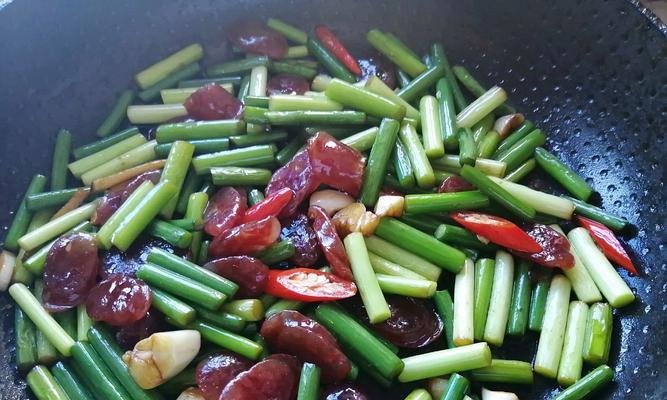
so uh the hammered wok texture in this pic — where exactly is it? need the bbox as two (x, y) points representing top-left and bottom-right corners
(0, 0), (665, 398)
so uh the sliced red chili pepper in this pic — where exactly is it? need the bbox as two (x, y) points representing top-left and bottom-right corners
(576, 215), (638, 275)
(450, 211), (542, 253)
(315, 26), (362, 76)
(265, 268), (357, 302)
(242, 188), (294, 224)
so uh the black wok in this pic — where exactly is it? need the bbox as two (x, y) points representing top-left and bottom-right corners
(1, 0), (665, 398)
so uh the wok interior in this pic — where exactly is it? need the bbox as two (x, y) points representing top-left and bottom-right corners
(0, 0), (665, 398)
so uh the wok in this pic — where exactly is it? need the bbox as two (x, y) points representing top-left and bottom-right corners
(0, 0), (665, 398)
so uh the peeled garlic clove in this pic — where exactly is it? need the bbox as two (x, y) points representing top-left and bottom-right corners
(310, 189), (355, 216)
(332, 202), (380, 237)
(332, 203), (366, 237)
(374, 196), (404, 217)
(356, 210), (380, 236)
(152, 330), (200, 380)
(123, 330), (200, 389)
(494, 113), (525, 138)
(122, 348), (163, 389)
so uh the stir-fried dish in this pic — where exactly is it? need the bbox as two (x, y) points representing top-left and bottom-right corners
(1, 17), (640, 400)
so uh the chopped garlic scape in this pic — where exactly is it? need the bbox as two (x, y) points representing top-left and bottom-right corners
(123, 330), (200, 389)
(0, 250), (17, 291)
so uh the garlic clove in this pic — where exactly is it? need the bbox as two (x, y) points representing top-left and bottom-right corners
(152, 330), (200, 380)
(309, 189), (355, 216)
(123, 330), (200, 389)
(494, 113), (525, 138)
(356, 210), (380, 236)
(122, 348), (163, 389)
(374, 196), (405, 217)
(332, 203), (380, 237)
